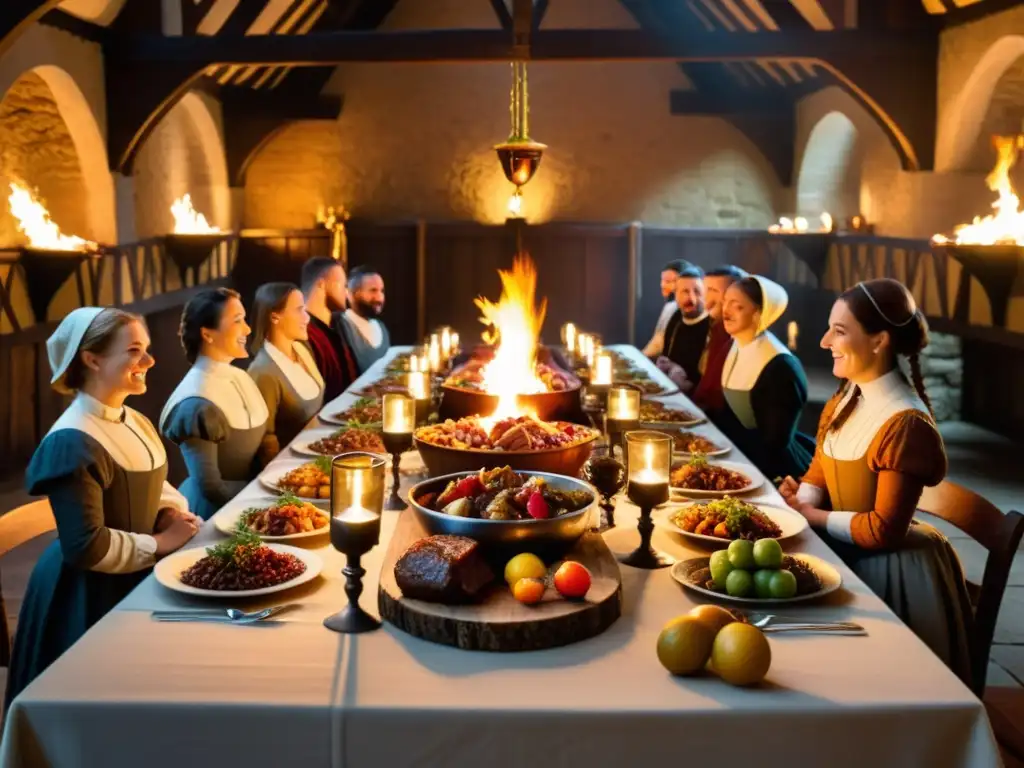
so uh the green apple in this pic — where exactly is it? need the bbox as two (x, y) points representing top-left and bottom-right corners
(727, 539), (755, 570)
(753, 569), (775, 599)
(753, 538), (783, 569)
(725, 569), (754, 598)
(709, 550), (734, 588)
(769, 569), (798, 599)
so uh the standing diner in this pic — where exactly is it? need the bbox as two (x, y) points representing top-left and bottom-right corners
(0, 2), (1021, 767)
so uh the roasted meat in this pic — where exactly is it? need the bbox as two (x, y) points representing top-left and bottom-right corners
(394, 535), (495, 604)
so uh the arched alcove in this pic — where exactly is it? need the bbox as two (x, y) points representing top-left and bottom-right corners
(796, 111), (860, 220)
(132, 91), (231, 236)
(0, 69), (97, 245)
(936, 35), (1024, 173)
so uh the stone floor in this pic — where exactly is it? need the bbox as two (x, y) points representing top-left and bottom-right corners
(0, 421), (1022, 758)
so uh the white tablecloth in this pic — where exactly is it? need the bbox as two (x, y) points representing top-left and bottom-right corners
(1, 346), (1001, 768)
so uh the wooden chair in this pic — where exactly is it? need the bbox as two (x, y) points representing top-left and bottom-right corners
(0, 500), (57, 668)
(917, 481), (1024, 696)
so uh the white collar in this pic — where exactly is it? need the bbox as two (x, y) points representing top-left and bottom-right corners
(344, 309), (383, 347)
(195, 355), (235, 377)
(856, 368), (908, 404)
(722, 332), (789, 392)
(77, 391), (125, 423)
(160, 355), (269, 431)
(262, 341), (323, 398)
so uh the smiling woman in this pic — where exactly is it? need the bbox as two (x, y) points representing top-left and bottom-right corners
(160, 288), (270, 520)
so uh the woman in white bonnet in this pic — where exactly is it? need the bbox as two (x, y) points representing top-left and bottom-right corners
(6, 307), (200, 708)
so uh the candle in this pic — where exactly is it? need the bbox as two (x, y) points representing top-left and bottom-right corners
(427, 335), (441, 373)
(626, 431), (671, 509)
(787, 321), (799, 351)
(440, 327), (452, 359)
(451, 332), (460, 353)
(592, 352), (612, 386)
(382, 392), (415, 435)
(331, 452), (386, 519)
(607, 386), (640, 421)
(563, 323), (577, 354)
(330, 505), (381, 554)
(410, 355), (421, 372)
(578, 333), (592, 363)
(405, 371), (430, 401)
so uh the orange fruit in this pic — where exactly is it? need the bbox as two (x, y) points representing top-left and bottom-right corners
(688, 604), (736, 636)
(513, 577), (546, 605)
(504, 553), (546, 587)
(553, 561), (592, 600)
(710, 622), (771, 686)
(656, 616), (715, 676)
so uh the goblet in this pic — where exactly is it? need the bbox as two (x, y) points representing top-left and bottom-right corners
(381, 393), (415, 510)
(582, 455), (626, 531)
(324, 452), (386, 633)
(620, 431), (674, 569)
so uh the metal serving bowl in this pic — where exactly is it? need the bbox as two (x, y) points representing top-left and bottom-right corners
(407, 470), (598, 547)
(438, 383), (583, 423)
(413, 428), (597, 478)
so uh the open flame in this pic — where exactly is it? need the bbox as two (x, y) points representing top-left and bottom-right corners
(933, 134), (1024, 246)
(473, 254), (547, 426)
(7, 182), (97, 252)
(769, 212), (833, 234)
(171, 194), (221, 234)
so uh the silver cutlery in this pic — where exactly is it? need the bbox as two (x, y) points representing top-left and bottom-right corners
(742, 612), (862, 629)
(760, 625), (867, 635)
(152, 604), (298, 624)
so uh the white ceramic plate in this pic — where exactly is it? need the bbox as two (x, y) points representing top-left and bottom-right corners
(258, 458), (332, 501)
(669, 459), (763, 497)
(650, 428), (730, 458)
(154, 543), (323, 599)
(653, 500), (808, 544)
(290, 427), (389, 459)
(213, 496), (330, 541)
(670, 553), (842, 605)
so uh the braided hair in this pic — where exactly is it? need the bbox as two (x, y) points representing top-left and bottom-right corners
(822, 279), (931, 440)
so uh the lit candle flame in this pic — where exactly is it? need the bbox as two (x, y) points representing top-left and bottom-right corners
(592, 352), (612, 386)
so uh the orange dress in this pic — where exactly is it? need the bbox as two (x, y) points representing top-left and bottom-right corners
(799, 370), (973, 685)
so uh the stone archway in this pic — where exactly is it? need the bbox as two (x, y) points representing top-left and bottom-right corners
(796, 111), (860, 221)
(132, 90), (231, 236)
(936, 34), (1024, 173)
(0, 65), (114, 244)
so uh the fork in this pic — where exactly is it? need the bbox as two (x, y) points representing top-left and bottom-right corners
(151, 603), (299, 624)
(740, 612), (865, 634)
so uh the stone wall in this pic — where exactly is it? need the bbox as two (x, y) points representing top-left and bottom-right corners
(243, 0), (781, 228)
(920, 331), (963, 423)
(0, 71), (90, 245)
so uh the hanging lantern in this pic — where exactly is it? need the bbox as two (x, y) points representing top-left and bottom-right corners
(494, 61), (546, 192)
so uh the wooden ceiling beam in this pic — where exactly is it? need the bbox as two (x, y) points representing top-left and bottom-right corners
(0, 0), (63, 57)
(106, 27), (935, 64)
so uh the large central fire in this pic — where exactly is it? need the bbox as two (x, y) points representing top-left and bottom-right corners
(7, 182), (97, 252)
(933, 134), (1024, 246)
(473, 254), (547, 424)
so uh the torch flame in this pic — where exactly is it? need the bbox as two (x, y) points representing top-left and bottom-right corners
(933, 134), (1024, 246)
(7, 183), (97, 252)
(473, 254), (547, 425)
(171, 194), (221, 234)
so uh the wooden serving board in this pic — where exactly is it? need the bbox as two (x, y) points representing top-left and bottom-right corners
(378, 510), (622, 652)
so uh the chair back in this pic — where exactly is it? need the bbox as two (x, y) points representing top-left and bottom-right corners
(0, 500), (57, 667)
(918, 481), (1024, 695)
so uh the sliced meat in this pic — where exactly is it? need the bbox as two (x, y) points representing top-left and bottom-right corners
(394, 535), (495, 604)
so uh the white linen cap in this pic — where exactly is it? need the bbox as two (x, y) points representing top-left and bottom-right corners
(46, 306), (105, 394)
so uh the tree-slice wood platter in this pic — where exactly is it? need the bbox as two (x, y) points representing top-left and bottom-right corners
(378, 509), (622, 652)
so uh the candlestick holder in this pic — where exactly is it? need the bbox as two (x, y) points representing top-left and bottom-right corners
(606, 385), (641, 463)
(324, 452), (386, 633)
(582, 454), (625, 531)
(620, 431), (674, 569)
(382, 393), (415, 510)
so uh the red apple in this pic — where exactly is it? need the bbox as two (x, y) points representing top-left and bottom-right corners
(553, 561), (591, 599)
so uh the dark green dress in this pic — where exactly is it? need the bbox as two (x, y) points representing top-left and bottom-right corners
(4, 431), (164, 708)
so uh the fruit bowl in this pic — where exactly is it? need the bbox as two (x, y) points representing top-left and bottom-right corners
(407, 470), (597, 547)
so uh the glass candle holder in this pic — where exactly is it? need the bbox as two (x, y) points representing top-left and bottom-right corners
(606, 385), (640, 460)
(404, 371), (431, 424)
(381, 393), (415, 510)
(591, 352), (612, 388)
(450, 331), (460, 356)
(621, 430), (674, 569)
(325, 452), (386, 633)
(562, 322), (577, 358)
(438, 327), (453, 360)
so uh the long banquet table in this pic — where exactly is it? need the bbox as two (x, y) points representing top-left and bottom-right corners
(1, 346), (1001, 768)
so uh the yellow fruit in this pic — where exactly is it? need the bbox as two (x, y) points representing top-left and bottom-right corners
(710, 622), (771, 686)
(504, 553), (547, 587)
(688, 604), (736, 636)
(656, 616), (715, 676)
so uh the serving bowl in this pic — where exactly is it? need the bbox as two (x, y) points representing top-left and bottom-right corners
(407, 470), (597, 547)
(413, 427), (597, 478)
(438, 383), (583, 423)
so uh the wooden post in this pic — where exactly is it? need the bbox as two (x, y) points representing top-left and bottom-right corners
(628, 221), (641, 346)
(416, 219), (427, 340)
